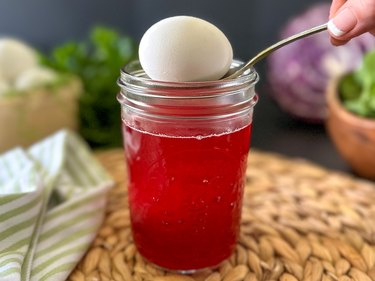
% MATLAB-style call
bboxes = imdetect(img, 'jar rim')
[117,60,259,121]
[117,60,259,98]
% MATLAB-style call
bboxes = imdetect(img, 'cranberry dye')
[123,123,252,270]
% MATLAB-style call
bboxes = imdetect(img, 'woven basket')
[68,149,375,281]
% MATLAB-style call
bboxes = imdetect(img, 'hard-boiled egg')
[0,38,38,82]
[139,16,233,82]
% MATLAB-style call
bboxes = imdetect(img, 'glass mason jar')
[117,60,259,272]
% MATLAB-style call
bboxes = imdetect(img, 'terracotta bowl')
[326,77,375,180]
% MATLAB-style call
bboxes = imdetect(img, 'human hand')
[328,0,375,45]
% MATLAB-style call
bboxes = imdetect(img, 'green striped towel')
[0,130,113,281]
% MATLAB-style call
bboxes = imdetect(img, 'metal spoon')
[224,23,328,79]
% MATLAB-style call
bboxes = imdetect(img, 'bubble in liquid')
[161,220,169,226]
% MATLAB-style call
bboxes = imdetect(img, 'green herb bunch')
[339,48,375,118]
[41,26,138,148]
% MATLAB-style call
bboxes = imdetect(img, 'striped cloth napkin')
[0,130,113,281]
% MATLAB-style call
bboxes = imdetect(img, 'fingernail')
[328,8,357,37]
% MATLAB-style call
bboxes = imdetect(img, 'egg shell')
[139,16,233,82]
[0,38,38,82]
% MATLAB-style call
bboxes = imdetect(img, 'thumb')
[328,0,375,41]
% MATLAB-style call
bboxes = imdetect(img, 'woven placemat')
[68,149,375,281]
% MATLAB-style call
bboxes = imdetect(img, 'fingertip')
[328,19,346,38]
[328,7,358,38]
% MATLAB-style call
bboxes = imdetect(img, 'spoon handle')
[225,23,328,79]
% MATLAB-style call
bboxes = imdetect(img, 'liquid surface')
[123,123,252,270]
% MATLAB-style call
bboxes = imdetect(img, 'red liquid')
[123,123,252,271]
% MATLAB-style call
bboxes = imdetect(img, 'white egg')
[15,67,57,91]
[139,16,233,82]
[0,38,38,82]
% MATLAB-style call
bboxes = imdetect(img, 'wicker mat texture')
[68,149,375,281]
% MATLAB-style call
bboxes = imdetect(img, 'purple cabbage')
[267,3,375,122]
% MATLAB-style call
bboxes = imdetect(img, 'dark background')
[0,0,350,173]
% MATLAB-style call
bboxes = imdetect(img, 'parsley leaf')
[339,48,375,118]
[41,26,138,148]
